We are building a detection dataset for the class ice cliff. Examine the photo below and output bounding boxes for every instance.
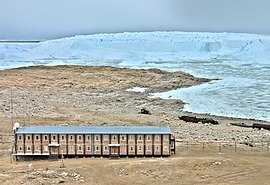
[1,32,270,64]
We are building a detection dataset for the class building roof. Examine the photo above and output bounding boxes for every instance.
[16,126,171,134]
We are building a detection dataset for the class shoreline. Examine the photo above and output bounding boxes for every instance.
[0,65,269,143]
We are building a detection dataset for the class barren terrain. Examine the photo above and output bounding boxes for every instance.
[0,65,270,185]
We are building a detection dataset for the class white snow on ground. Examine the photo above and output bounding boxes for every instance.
[126,87,147,93]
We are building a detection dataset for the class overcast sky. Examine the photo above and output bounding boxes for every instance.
[1,0,270,40]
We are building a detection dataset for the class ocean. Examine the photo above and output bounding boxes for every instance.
[0,32,270,121]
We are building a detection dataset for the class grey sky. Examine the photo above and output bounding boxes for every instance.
[1,0,270,39]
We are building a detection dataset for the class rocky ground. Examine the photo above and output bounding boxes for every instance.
[0,65,270,184]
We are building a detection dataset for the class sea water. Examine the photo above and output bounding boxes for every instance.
[148,60,270,121]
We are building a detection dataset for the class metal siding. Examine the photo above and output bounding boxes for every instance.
[16,126,171,134]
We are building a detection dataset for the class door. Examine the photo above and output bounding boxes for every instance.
[49,146,59,155]
[110,146,119,155]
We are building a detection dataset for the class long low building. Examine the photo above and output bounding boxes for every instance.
[14,126,175,158]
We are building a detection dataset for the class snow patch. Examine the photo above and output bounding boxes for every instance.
[126,87,147,93]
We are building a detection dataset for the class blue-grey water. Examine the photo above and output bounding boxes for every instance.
[149,60,270,121]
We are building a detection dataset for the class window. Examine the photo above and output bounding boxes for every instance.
[95,135,99,141]
[147,146,151,151]
[96,146,99,151]
[44,136,48,141]
[87,146,91,151]
[155,135,160,141]
[35,135,39,140]
[70,146,74,151]
[27,135,31,140]
[19,146,22,151]
[78,146,82,151]
[104,146,108,151]
[70,135,73,140]
[121,136,125,141]
[138,135,142,140]
[61,135,65,141]
[78,135,82,141]
[129,135,134,140]
[87,135,91,141]
[139,146,142,151]
[104,135,109,140]
[52,135,56,141]
[156,146,159,152]
[113,135,116,141]
[27,146,31,151]
[130,146,134,151]
[147,136,151,140]
[163,135,169,141]
[18,135,22,140]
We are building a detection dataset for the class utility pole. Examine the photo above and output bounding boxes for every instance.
[10,89,14,163]
[11,90,14,131]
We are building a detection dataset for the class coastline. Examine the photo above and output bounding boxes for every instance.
[0,65,269,142]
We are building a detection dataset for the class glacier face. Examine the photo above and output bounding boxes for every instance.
[0,31,270,64]
[0,31,270,121]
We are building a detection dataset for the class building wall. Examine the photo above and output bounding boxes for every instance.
[93,134,101,155]
[85,134,92,155]
[154,134,162,155]
[16,134,24,154]
[162,134,171,156]
[42,134,49,154]
[59,134,67,154]
[127,134,135,155]
[67,134,75,155]
[145,134,153,156]
[15,133,172,157]
[76,134,84,155]
[137,134,144,155]
[24,134,33,154]
[33,134,41,153]
[120,134,127,155]
[102,134,110,155]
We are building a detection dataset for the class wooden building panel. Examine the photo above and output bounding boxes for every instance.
[154,134,162,155]
[76,135,84,155]
[162,134,170,155]
[16,134,24,154]
[51,134,58,144]
[17,144,24,154]
[94,134,101,155]
[77,144,84,155]
[23,134,33,154]
[110,134,118,144]
[145,134,153,155]
[67,134,75,155]
[136,134,144,155]
[59,134,67,154]
[42,134,49,154]
[33,134,41,153]
[85,134,92,155]
[120,134,127,155]
[127,134,135,155]
[102,134,110,155]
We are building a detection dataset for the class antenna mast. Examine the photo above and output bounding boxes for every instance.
[11,89,14,132]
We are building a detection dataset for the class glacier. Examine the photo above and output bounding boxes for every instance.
[0,31,270,121]
[0,31,270,64]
